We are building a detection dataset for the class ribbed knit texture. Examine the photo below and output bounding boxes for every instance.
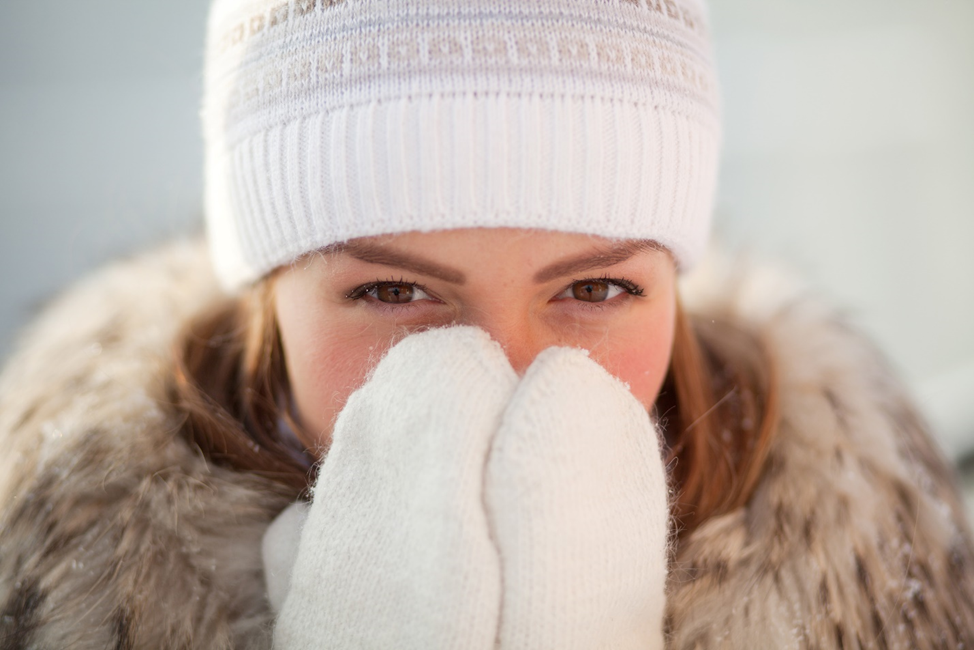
[203,0,721,289]
[268,327,671,648]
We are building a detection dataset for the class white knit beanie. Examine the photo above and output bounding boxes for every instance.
[202,0,721,290]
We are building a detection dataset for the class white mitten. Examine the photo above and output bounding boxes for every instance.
[263,501,309,615]
[272,326,517,650]
[485,347,671,650]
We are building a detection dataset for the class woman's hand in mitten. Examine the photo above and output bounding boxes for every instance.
[265,330,671,650]
[486,347,671,650]
[271,326,517,650]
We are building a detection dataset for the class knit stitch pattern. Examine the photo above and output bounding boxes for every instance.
[203,0,720,288]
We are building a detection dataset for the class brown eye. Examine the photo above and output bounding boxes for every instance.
[374,283,414,303]
[572,280,610,302]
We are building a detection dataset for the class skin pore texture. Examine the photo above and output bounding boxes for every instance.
[273,228,677,450]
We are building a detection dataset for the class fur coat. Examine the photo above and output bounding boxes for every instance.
[1,239,972,649]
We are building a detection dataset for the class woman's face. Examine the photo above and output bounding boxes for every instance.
[274,228,677,450]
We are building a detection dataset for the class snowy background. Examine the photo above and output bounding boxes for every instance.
[1,1,972,505]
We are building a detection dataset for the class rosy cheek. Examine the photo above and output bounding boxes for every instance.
[601,336,672,411]
[587,304,676,412]
[289,325,396,448]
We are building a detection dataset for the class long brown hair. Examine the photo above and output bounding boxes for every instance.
[168,282,778,537]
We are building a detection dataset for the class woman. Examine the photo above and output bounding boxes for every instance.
[1,0,972,648]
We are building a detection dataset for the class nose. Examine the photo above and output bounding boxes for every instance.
[467,319,554,376]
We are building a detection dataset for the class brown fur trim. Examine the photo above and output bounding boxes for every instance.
[668,257,974,648]
[0,241,291,649]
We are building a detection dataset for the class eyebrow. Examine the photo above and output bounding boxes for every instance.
[532,240,664,283]
[329,240,467,284]
[325,238,663,285]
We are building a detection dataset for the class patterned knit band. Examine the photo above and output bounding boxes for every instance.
[203,0,720,289]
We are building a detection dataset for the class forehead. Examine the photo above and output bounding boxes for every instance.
[304,228,673,285]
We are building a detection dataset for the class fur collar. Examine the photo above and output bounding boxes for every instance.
[1,240,971,649]
[672,256,974,647]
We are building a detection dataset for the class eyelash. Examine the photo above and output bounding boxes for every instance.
[559,275,644,312]
[346,275,645,309]
[586,275,644,298]
[344,277,431,301]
